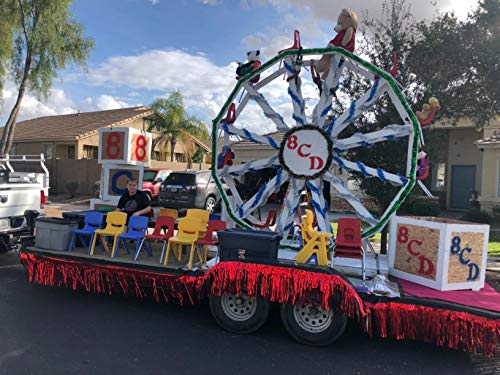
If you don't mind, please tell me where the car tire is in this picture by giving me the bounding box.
[280,301,347,346]
[204,196,217,213]
[209,294,270,334]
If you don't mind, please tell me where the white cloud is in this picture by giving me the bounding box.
[200,0,220,5]
[94,95,131,110]
[146,0,159,5]
[1,83,77,122]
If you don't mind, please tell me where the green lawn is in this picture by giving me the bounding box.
[489,231,500,256]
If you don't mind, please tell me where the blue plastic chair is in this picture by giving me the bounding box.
[115,216,149,258]
[68,212,105,254]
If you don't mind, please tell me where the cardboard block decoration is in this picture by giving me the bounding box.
[91,127,152,210]
[98,127,152,166]
[100,164,144,201]
[389,216,489,291]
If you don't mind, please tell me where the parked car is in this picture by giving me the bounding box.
[159,170,220,213]
[0,154,48,253]
[142,168,171,201]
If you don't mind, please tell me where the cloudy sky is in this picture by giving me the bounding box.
[0,0,480,134]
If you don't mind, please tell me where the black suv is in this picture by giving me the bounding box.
[159,170,220,213]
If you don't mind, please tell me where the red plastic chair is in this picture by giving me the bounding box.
[195,220,227,264]
[253,209,277,229]
[335,218,362,248]
[135,216,175,262]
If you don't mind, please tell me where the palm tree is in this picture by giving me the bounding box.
[148,91,209,167]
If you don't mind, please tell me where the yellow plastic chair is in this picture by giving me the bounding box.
[159,208,178,219]
[89,212,127,257]
[296,210,332,266]
[163,217,201,269]
[186,209,209,238]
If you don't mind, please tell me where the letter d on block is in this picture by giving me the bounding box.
[418,255,435,276]
[467,263,480,281]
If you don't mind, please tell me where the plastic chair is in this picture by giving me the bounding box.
[333,218,365,281]
[89,212,127,256]
[186,208,209,238]
[114,216,149,258]
[253,209,277,229]
[335,218,362,248]
[135,216,175,262]
[159,208,178,219]
[195,220,226,265]
[295,211,332,266]
[186,209,209,227]
[68,211,104,254]
[163,217,201,268]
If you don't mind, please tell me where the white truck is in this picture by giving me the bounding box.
[0,154,49,253]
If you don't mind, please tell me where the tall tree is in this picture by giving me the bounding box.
[0,0,94,155]
[341,0,420,210]
[408,0,499,129]
[148,90,209,167]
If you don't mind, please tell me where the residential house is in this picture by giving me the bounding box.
[430,116,500,212]
[7,106,211,194]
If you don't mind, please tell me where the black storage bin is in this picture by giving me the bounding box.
[0,170,9,184]
[62,210,91,229]
[218,229,282,261]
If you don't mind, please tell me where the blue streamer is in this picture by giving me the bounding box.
[346,100,357,122]
[321,103,332,118]
[356,161,369,177]
[376,167,387,181]
[292,113,305,125]
[366,79,380,103]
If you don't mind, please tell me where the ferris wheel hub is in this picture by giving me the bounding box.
[279,125,333,180]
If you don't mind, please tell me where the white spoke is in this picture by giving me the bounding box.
[305,179,332,235]
[343,59,377,81]
[313,54,345,128]
[219,155,280,177]
[324,172,378,226]
[218,122,280,149]
[332,156,408,186]
[236,67,287,118]
[277,179,305,233]
[236,169,289,219]
[334,124,413,152]
[327,80,386,137]
[283,57,307,126]
[244,83,290,132]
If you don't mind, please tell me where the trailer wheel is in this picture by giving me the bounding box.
[280,302,347,346]
[209,294,270,334]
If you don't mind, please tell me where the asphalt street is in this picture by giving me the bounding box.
[0,255,481,375]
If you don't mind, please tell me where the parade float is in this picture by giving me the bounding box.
[19,9,500,357]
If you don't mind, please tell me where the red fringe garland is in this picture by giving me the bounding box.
[20,253,500,356]
[20,253,202,305]
[365,302,500,357]
[203,261,365,319]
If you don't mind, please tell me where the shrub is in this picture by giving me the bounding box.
[65,181,79,198]
[399,198,440,217]
[461,209,492,224]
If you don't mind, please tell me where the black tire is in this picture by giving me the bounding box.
[280,302,347,346]
[209,294,270,334]
[204,195,217,213]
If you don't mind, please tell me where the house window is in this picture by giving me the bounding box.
[83,145,98,159]
[43,144,53,159]
[9,144,17,155]
[68,145,75,159]
[153,151,161,161]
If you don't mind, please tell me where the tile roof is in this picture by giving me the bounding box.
[230,131,285,147]
[10,106,152,142]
